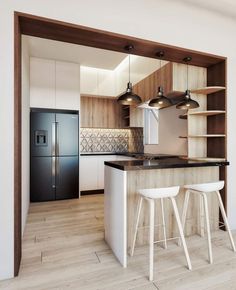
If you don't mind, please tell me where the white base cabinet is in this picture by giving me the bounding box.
[80,155,135,191]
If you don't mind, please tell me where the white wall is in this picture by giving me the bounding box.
[145,106,188,155]
[21,37,30,235]
[1,0,236,280]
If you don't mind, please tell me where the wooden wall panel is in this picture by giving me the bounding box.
[207,61,227,215]
[127,167,219,251]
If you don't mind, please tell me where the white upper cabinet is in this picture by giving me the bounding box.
[55,61,80,110]
[80,66,98,95]
[97,69,115,96]
[30,57,80,110]
[30,58,55,108]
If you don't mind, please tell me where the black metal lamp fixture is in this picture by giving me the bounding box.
[149,51,172,109]
[117,45,142,105]
[176,57,200,110]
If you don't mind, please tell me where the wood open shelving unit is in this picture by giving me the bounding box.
[191,86,225,95]
[182,110,225,117]
[180,134,226,138]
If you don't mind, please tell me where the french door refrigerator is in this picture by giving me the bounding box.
[30,109,79,202]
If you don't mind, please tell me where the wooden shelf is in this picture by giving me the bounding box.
[183,157,226,162]
[182,110,226,118]
[179,134,226,138]
[124,115,130,119]
[191,86,225,95]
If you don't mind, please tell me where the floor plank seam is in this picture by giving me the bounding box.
[95,251,101,263]
[153,282,160,289]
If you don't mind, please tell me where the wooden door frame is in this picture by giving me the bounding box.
[14,11,227,276]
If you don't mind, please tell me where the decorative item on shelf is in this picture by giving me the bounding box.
[148,51,172,109]
[117,45,142,105]
[176,57,200,110]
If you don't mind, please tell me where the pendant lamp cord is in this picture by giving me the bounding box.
[186,62,189,90]
[128,54,131,83]
[160,58,162,86]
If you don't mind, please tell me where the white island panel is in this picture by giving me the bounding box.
[104,165,127,267]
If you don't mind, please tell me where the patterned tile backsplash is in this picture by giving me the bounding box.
[80,128,144,153]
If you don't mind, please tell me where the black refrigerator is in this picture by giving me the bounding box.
[30,109,79,202]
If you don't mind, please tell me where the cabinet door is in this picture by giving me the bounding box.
[30,58,56,108]
[80,156,98,191]
[98,69,115,96]
[97,156,117,189]
[56,61,80,110]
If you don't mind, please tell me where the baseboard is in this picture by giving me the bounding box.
[80,189,104,195]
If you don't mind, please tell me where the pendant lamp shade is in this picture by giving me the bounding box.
[117,82,142,105]
[117,45,142,105]
[148,51,172,109]
[176,90,199,109]
[176,57,199,110]
[149,86,172,109]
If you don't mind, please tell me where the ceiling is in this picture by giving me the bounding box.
[24,35,127,70]
[170,0,236,19]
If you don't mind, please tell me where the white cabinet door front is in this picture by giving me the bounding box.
[56,61,80,110]
[97,155,117,189]
[80,156,98,191]
[30,57,55,108]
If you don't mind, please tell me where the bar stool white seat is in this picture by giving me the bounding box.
[181,180,236,264]
[131,186,192,281]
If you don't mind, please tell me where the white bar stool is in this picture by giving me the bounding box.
[181,181,236,264]
[131,186,192,281]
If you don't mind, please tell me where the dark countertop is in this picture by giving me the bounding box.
[80,152,179,159]
[80,152,119,156]
[104,157,229,171]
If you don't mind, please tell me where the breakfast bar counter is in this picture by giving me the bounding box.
[104,158,229,267]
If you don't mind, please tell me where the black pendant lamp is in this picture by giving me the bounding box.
[117,45,142,105]
[149,51,172,109]
[176,57,199,110]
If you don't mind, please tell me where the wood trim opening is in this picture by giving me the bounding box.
[14,11,227,276]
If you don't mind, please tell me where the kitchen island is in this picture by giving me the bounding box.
[104,157,229,267]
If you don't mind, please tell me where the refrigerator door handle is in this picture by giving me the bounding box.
[56,157,60,177]
[52,157,56,189]
[52,122,56,156]
[55,122,59,156]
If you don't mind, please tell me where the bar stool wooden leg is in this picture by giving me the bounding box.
[179,190,190,246]
[170,197,192,270]
[201,192,213,264]
[160,198,167,249]
[149,199,155,281]
[199,195,205,237]
[130,196,143,256]
[216,191,236,252]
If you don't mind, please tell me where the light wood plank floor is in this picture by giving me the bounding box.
[1,194,236,290]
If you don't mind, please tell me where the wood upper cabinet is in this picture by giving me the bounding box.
[130,62,207,127]
[80,96,124,128]
[30,57,80,110]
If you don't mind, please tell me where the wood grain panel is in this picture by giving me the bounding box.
[80,96,123,128]
[14,13,22,276]
[207,61,227,215]
[17,12,225,68]
[127,167,219,252]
